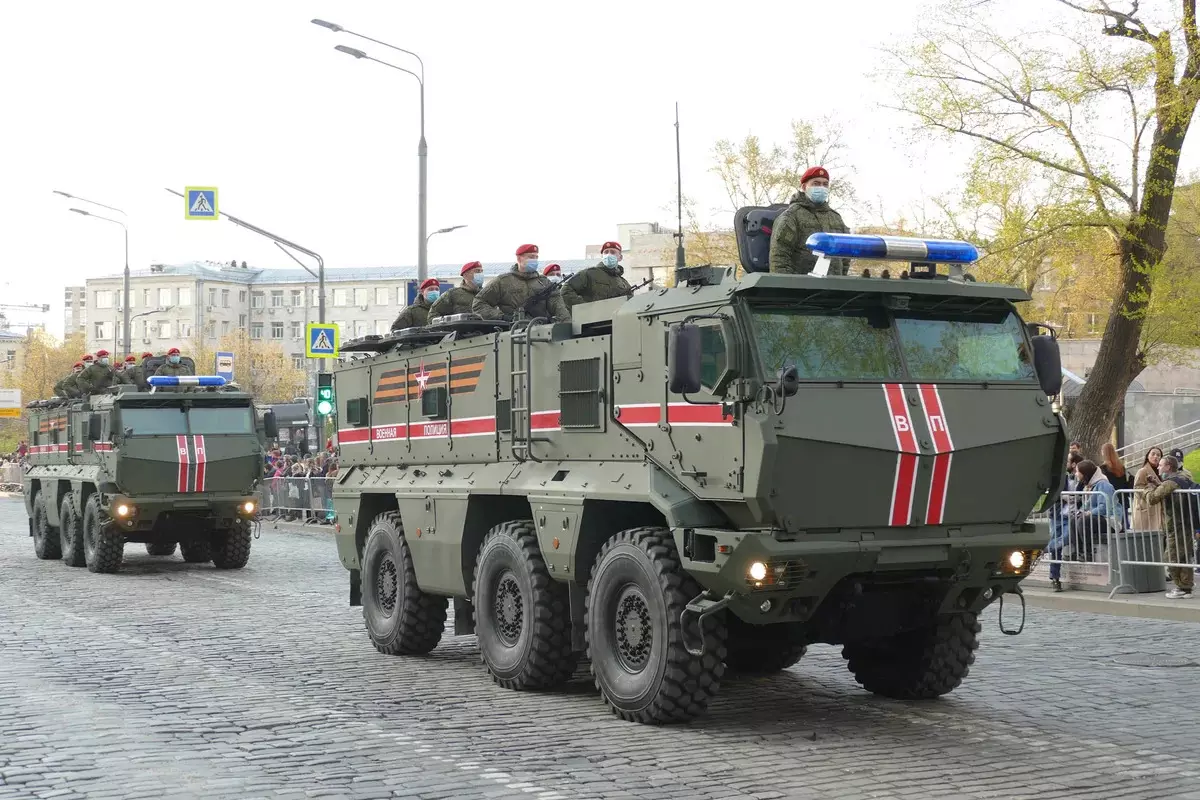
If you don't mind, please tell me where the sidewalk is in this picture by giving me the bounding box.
[1023,585,1200,624]
[258,517,337,537]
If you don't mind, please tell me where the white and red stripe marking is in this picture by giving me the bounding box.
[176,435,190,493]
[882,384,920,527]
[338,403,734,445]
[917,384,955,526]
[193,435,207,492]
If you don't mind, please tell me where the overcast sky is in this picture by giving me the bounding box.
[2,0,1191,337]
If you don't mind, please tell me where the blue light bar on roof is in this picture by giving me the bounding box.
[148,376,227,387]
[805,233,979,264]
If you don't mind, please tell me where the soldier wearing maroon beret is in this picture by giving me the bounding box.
[392,278,442,330]
[768,165,850,275]
[560,240,633,310]
[472,244,570,323]
[430,261,486,320]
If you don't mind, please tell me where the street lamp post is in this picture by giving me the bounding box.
[426,224,466,244]
[56,191,130,355]
[313,20,429,282]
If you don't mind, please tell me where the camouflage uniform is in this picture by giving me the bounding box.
[559,264,633,309]
[1144,468,1197,592]
[768,192,851,275]
[112,367,135,386]
[391,296,434,330]
[155,360,195,377]
[472,265,570,323]
[76,363,116,395]
[54,373,82,399]
[428,285,480,320]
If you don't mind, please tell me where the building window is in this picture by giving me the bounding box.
[290,321,302,339]
[221,321,231,335]
[143,289,151,307]
[271,322,284,339]
[157,321,171,339]
[251,292,264,309]
[354,320,369,338]
[333,288,351,307]
[208,288,217,306]
[311,289,321,308]
[95,290,113,309]
[271,290,284,307]
[178,321,193,338]
[222,289,230,307]
[251,323,263,339]
[375,319,390,335]
[334,321,348,336]
[239,314,247,328]
[239,291,247,303]
[94,321,108,339]
[178,287,193,306]
[291,290,304,306]
[4,349,15,369]
[375,287,389,305]
[156,288,170,307]
[354,288,368,307]
[292,356,304,370]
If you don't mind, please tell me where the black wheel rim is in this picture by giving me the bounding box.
[614,584,653,673]
[375,552,398,615]
[493,571,524,646]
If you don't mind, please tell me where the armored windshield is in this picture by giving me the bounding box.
[119,404,254,436]
[749,300,1036,383]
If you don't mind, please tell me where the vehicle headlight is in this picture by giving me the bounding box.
[1008,550,1026,570]
[748,561,768,582]
[115,504,132,518]
[242,500,256,514]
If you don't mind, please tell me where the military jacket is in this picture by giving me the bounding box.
[559,264,633,309]
[54,374,82,399]
[391,297,433,330]
[472,265,570,323]
[112,369,134,386]
[428,285,479,320]
[76,363,116,395]
[154,361,195,377]
[768,193,850,275]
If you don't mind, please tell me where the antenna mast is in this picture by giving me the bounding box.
[674,102,686,269]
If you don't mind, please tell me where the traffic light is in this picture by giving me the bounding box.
[316,373,334,417]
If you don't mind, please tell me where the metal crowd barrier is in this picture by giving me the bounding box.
[1030,488,1199,596]
[260,476,336,522]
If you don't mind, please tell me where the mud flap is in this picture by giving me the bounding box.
[998,586,1026,636]
[454,597,475,636]
[568,583,587,653]
[680,590,734,656]
[349,569,361,607]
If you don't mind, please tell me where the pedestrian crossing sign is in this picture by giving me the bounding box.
[306,323,339,358]
[185,186,219,220]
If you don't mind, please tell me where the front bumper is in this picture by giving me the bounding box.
[105,492,260,533]
[676,522,1047,624]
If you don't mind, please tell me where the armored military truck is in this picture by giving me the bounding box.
[23,357,273,574]
[329,232,1066,724]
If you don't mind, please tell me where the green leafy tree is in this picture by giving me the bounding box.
[887,0,1200,457]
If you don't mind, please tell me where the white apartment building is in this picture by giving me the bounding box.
[83,258,596,379]
[64,285,87,338]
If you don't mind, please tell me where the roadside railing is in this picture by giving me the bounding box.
[260,476,336,522]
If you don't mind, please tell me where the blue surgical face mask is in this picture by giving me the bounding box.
[601,254,619,269]
[169,355,181,365]
[425,290,440,303]
[525,259,539,272]
[98,357,109,366]
[806,186,830,204]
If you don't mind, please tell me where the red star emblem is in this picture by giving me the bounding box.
[414,361,431,397]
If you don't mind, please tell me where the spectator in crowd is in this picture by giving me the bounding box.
[1099,443,1131,492]
[1069,459,1115,564]
[1132,447,1164,532]
[1047,452,1085,592]
[1143,454,1197,599]
[1070,441,1082,455]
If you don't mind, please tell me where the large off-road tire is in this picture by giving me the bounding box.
[586,527,727,724]
[472,520,577,690]
[725,617,808,675]
[32,492,62,560]
[180,538,213,563]
[360,511,447,655]
[211,520,252,569]
[60,495,85,567]
[82,494,124,574]
[145,541,178,557]
[842,612,981,700]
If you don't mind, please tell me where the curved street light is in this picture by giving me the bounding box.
[67,207,130,355]
[427,224,466,244]
[315,20,429,282]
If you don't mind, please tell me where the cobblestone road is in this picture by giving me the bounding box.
[3,496,1200,800]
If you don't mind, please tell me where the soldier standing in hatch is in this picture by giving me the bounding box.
[392,278,441,329]
[112,356,134,386]
[130,351,154,389]
[472,244,570,323]
[154,347,194,377]
[76,350,116,395]
[768,166,851,276]
[560,241,633,309]
[54,362,85,398]
[429,263,484,320]
[543,263,563,282]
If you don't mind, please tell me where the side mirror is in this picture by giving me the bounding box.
[667,324,703,394]
[263,409,278,440]
[777,364,799,397]
[88,414,103,442]
[1030,334,1062,396]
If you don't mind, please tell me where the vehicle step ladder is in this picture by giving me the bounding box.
[509,318,553,463]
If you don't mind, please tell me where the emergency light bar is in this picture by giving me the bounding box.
[148,376,227,387]
[806,233,979,264]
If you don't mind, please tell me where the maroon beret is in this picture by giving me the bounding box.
[600,241,622,253]
[801,166,830,184]
[542,263,561,276]
[515,244,538,257]
[419,278,441,292]
[460,261,482,276]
